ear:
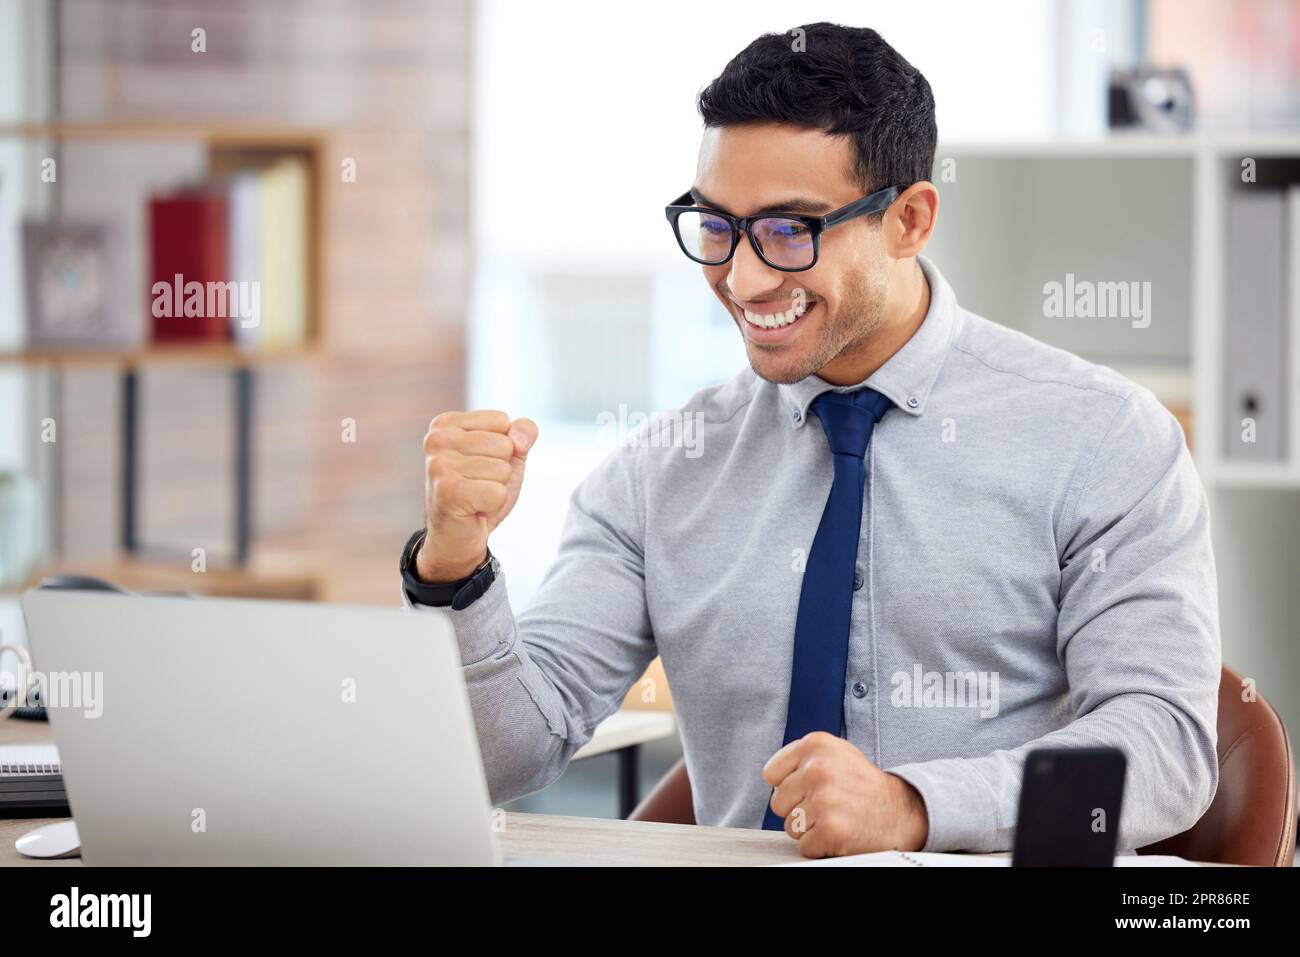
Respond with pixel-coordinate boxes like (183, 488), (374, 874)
(883, 181), (939, 259)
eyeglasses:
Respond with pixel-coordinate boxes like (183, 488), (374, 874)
(664, 184), (902, 272)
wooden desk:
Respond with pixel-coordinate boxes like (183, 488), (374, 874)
(1, 714), (54, 750)
(502, 812), (801, 866)
(0, 808), (804, 868)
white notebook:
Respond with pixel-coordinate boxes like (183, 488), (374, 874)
(0, 744), (62, 777)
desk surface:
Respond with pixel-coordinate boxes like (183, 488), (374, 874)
(0, 809), (805, 868)
(503, 812), (802, 866)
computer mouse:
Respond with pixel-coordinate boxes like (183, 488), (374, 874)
(14, 820), (82, 859)
(37, 575), (128, 593)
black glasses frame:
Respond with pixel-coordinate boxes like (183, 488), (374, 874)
(664, 184), (903, 272)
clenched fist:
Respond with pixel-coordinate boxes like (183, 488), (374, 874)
(416, 410), (538, 583)
(764, 731), (930, 858)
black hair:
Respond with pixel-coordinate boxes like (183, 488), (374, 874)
(697, 22), (937, 193)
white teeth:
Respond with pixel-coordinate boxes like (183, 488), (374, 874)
(743, 302), (809, 329)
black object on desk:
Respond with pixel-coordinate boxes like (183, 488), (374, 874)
(1012, 746), (1127, 866)
(0, 752), (70, 818)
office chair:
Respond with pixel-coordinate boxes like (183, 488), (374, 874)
(1141, 665), (1295, 866)
(631, 665), (1297, 866)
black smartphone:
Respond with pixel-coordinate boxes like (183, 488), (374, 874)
(1012, 746), (1127, 867)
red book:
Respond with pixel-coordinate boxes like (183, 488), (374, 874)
(148, 192), (232, 342)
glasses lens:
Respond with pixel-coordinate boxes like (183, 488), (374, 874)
(751, 217), (815, 269)
(675, 210), (734, 264)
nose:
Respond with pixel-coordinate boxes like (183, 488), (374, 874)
(726, 232), (784, 302)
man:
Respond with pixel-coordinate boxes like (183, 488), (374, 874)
(399, 22), (1219, 858)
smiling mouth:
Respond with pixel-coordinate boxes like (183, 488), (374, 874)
(740, 296), (811, 330)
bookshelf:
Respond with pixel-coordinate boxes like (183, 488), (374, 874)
(925, 132), (1300, 747)
(0, 120), (330, 354)
(0, 121), (331, 598)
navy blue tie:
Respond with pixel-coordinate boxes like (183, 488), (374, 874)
(762, 387), (893, 831)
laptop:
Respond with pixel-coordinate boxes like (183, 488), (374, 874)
(19, 589), (501, 866)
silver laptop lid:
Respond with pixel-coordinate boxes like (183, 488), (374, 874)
(19, 590), (500, 866)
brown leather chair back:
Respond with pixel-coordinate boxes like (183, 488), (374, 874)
(629, 755), (694, 825)
(1141, 665), (1295, 866)
(632, 665), (1297, 865)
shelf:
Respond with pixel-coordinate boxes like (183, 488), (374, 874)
(1, 120), (330, 357)
(939, 133), (1300, 159)
(0, 121), (328, 149)
(1202, 461), (1300, 491)
(0, 343), (320, 369)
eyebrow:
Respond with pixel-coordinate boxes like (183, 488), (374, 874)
(689, 188), (834, 217)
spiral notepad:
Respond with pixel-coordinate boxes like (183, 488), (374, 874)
(0, 745), (68, 814)
(0, 745), (62, 776)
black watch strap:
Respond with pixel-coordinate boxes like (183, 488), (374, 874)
(400, 529), (498, 610)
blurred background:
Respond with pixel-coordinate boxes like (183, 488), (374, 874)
(1, 0), (1299, 818)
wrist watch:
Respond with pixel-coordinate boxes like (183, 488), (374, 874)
(400, 529), (498, 610)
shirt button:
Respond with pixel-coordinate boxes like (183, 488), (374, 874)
(852, 681), (868, 698)
(906, 395), (919, 409)
(853, 567), (864, 590)
(792, 409), (802, 422)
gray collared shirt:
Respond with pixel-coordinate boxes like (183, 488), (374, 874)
(406, 257), (1220, 853)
